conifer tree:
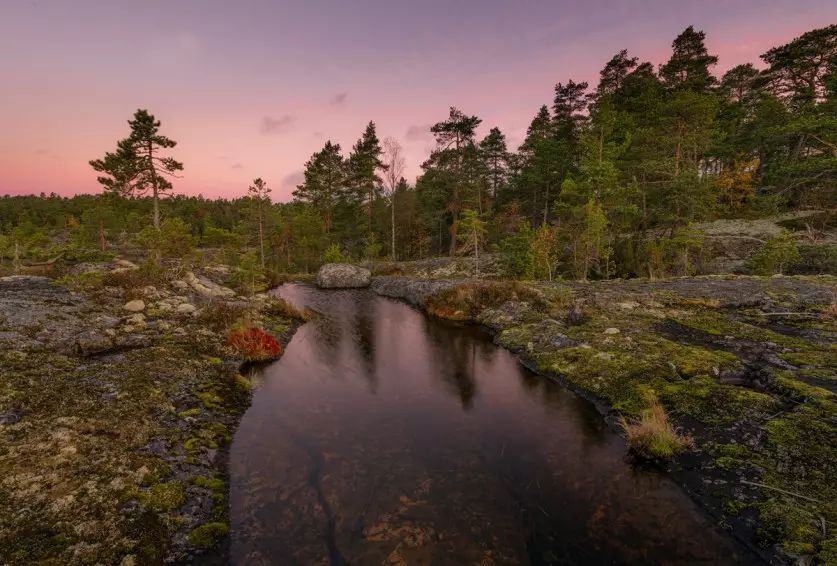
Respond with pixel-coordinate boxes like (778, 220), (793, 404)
(247, 178), (272, 269)
(90, 109), (183, 230)
(293, 141), (346, 236)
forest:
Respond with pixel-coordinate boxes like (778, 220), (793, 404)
(1, 24), (835, 282)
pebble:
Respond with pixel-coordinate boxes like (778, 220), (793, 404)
(604, 327), (620, 335)
(123, 300), (145, 312)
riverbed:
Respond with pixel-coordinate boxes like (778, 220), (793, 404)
(229, 283), (756, 565)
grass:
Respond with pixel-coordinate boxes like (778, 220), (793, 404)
(618, 391), (693, 459)
(426, 280), (547, 321)
(261, 296), (311, 321)
(195, 301), (252, 332)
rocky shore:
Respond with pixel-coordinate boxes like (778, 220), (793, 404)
(371, 274), (837, 565)
(0, 263), (304, 565)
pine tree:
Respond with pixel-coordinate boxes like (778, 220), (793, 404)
(90, 109), (183, 230)
(293, 141), (346, 236)
(659, 26), (718, 92)
(479, 127), (509, 203)
(247, 178), (272, 269)
(348, 121), (387, 233)
(427, 107), (482, 255)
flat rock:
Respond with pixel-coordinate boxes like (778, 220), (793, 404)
(176, 303), (197, 314)
(183, 272), (236, 298)
(123, 300), (146, 312)
(317, 263), (372, 289)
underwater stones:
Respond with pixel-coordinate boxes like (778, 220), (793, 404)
(316, 263), (372, 289)
(123, 300), (145, 313)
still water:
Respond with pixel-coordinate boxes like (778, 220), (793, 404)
(229, 284), (755, 565)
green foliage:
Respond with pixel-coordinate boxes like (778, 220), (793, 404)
(187, 522), (229, 547)
(362, 232), (382, 260)
(500, 222), (535, 279)
(323, 243), (348, 264)
(746, 230), (801, 275)
(136, 218), (194, 259)
(792, 244), (837, 275)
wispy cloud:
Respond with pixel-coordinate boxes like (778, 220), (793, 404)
(405, 124), (434, 143)
(260, 115), (296, 135)
(281, 170), (305, 190)
(231, 163), (243, 170)
(329, 92), (348, 106)
(34, 148), (47, 155)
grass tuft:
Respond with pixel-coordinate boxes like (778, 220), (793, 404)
(225, 327), (283, 361)
(619, 391), (693, 459)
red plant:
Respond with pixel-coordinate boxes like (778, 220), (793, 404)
(225, 328), (283, 361)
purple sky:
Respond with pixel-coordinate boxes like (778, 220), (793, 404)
(1, 0), (835, 201)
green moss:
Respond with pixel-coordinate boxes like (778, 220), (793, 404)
(670, 309), (812, 348)
(234, 373), (252, 392)
(724, 499), (744, 516)
(179, 408), (201, 418)
(187, 522), (229, 547)
(715, 456), (748, 470)
(139, 482), (185, 512)
(195, 388), (224, 410)
(779, 347), (837, 369)
(189, 474), (225, 492)
(774, 376), (834, 401)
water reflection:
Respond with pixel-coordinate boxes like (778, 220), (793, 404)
(229, 284), (755, 565)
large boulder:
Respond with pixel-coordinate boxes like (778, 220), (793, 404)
(316, 263), (371, 289)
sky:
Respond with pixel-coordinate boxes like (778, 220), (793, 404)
(1, 0), (835, 202)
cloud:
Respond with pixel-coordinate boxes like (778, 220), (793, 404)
(281, 170), (305, 190)
(231, 163), (243, 170)
(34, 148), (47, 155)
(405, 125), (434, 143)
(313, 131), (324, 139)
(260, 115), (296, 135)
(329, 92), (348, 106)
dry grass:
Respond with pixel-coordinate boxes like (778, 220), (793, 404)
(261, 297), (311, 321)
(619, 391), (693, 459)
(822, 290), (837, 319)
(195, 301), (252, 332)
(426, 281), (547, 321)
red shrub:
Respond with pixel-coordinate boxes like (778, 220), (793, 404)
(226, 328), (283, 361)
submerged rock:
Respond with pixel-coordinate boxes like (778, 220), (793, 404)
(316, 263), (372, 289)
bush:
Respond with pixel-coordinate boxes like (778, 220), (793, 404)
(746, 230), (800, 275)
(225, 328), (283, 361)
(196, 301), (252, 332)
(323, 243), (349, 264)
(426, 281), (547, 321)
(791, 244), (837, 275)
(619, 390), (692, 459)
(499, 222), (535, 279)
(135, 218), (195, 259)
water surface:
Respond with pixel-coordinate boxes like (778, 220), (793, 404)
(230, 284), (754, 565)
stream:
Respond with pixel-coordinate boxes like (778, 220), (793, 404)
(229, 283), (757, 565)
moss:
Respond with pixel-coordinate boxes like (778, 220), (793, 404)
(774, 375), (834, 401)
(234, 373), (252, 392)
(661, 375), (777, 424)
(179, 408), (201, 418)
(187, 522), (229, 547)
(195, 387), (224, 410)
(724, 499), (744, 516)
(139, 482), (185, 512)
(778, 347), (837, 369)
(189, 474), (225, 492)
(670, 309), (812, 348)
(715, 456), (748, 470)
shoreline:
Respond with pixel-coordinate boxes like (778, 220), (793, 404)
(370, 274), (837, 565)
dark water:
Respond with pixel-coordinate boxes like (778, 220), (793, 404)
(229, 284), (754, 565)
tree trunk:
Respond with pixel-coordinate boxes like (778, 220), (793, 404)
(149, 139), (160, 231)
(152, 185), (160, 231)
(258, 215), (265, 269)
(391, 191), (396, 261)
(474, 226), (480, 278)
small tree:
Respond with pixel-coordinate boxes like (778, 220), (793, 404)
(531, 224), (560, 281)
(457, 209), (487, 277)
(90, 109), (183, 231)
(746, 230), (800, 275)
(382, 137), (406, 260)
(247, 178), (272, 269)
(363, 232), (382, 260)
(499, 221), (535, 279)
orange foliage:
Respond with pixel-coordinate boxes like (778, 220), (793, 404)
(226, 328), (283, 361)
(718, 158), (758, 211)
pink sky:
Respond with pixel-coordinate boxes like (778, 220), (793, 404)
(1, 0), (835, 202)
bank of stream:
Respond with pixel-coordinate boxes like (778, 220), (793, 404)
(229, 283), (761, 565)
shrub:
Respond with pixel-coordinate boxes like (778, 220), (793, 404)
(426, 281), (547, 321)
(791, 244), (837, 275)
(135, 218), (195, 259)
(619, 390), (693, 459)
(225, 328), (283, 361)
(323, 243), (348, 264)
(499, 222), (535, 279)
(746, 230), (800, 275)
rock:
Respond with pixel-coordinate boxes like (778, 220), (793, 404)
(141, 286), (158, 297)
(604, 327), (621, 335)
(565, 306), (586, 326)
(115, 259), (138, 269)
(171, 280), (189, 292)
(0, 410), (21, 426)
(176, 303), (197, 314)
(155, 301), (174, 313)
(183, 272), (236, 298)
(316, 263), (372, 289)
(72, 330), (114, 356)
(125, 313), (146, 327)
(123, 300), (146, 312)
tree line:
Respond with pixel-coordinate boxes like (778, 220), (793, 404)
(1, 24), (835, 280)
